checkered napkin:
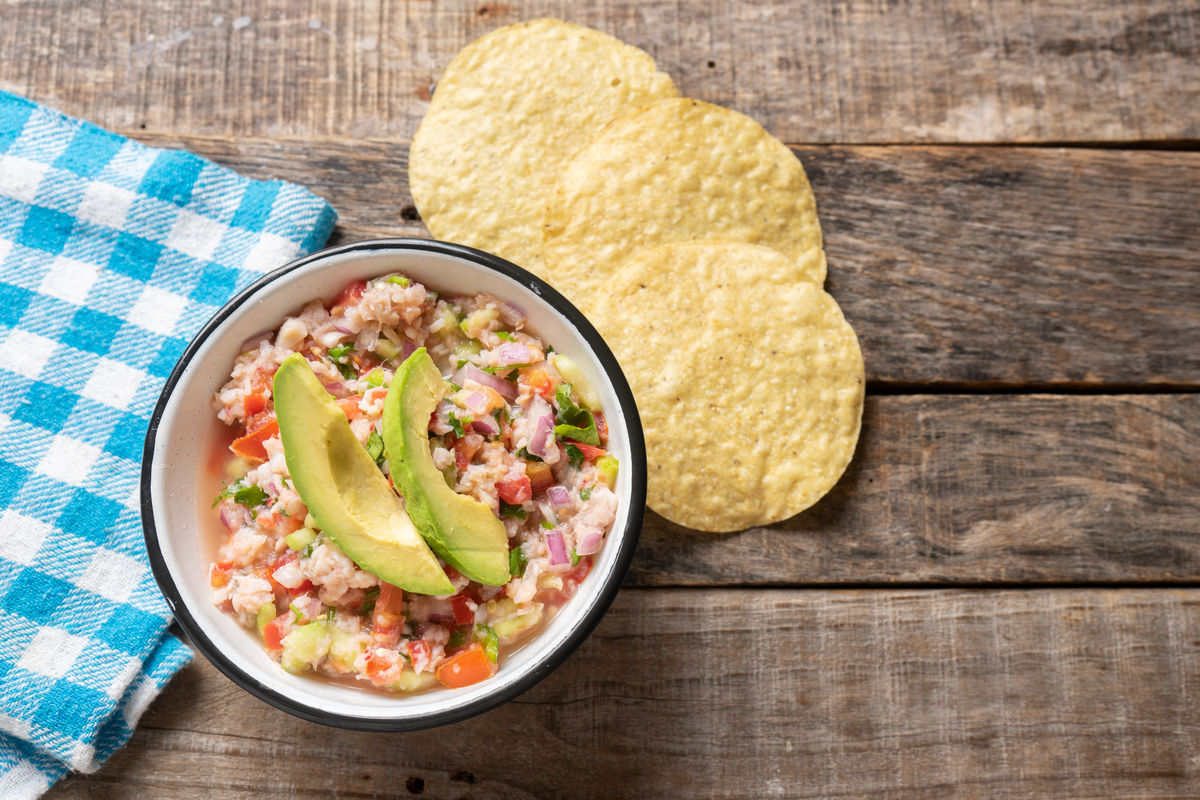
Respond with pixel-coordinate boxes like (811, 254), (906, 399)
(0, 91), (337, 798)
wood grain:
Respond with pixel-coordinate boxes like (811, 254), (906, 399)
(4, 0), (1200, 144)
(630, 394), (1200, 586)
(46, 588), (1200, 799)
(133, 134), (1200, 388)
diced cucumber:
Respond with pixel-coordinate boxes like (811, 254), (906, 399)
(327, 629), (365, 672)
(453, 340), (482, 358)
(492, 607), (543, 641)
(256, 602), (277, 636)
(595, 455), (619, 488)
(551, 354), (601, 411)
(459, 308), (499, 337)
(280, 620), (334, 674)
(375, 339), (399, 360)
(285, 527), (318, 551)
(388, 669), (440, 693)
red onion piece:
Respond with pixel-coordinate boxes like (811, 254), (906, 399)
(334, 324), (355, 334)
(457, 365), (518, 401)
(218, 503), (240, 531)
(471, 415), (500, 436)
(496, 301), (526, 327)
(575, 527), (603, 556)
(546, 486), (572, 510)
(401, 339), (417, 362)
(462, 391), (491, 417)
(527, 413), (555, 458)
(545, 530), (568, 565)
(428, 613), (443, 625)
(496, 343), (531, 366)
(266, 480), (280, 497)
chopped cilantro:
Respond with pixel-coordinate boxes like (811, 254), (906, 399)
(303, 543), (315, 558)
(545, 345), (554, 354)
(553, 383), (599, 445)
(448, 629), (469, 648)
(540, 520), (555, 530)
(500, 501), (527, 520)
(565, 444), (584, 468)
(290, 601), (304, 623)
(211, 482), (234, 508)
(496, 330), (515, 342)
(328, 343), (354, 360)
(386, 275), (411, 287)
(475, 623), (500, 662)
(505, 369), (520, 383)
(336, 361), (357, 381)
(233, 484), (270, 508)
(359, 587), (380, 616)
(571, 549), (581, 568)
(516, 446), (543, 463)
(366, 430), (384, 463)
(326, 607), (335, 621)
(447, 412), (470, 437)
(580, 486), (593, 501)
(509, 547), (527, 577)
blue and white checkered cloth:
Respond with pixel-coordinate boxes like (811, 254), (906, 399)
(0, 91), (337, 798)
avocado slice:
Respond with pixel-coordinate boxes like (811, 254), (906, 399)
(273, 356), (454, 596)
(382, 349), (510, 586)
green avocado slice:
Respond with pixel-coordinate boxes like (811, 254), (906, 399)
(273, 355), (454, 596)
(382, 348), (510, 586)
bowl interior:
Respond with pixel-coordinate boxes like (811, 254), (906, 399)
(146, 241), (643, 727)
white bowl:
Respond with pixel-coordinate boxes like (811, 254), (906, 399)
(142, 239), (646, 730)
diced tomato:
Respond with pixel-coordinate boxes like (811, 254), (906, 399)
(210, 561), (235, 588)
(262, 616), (287, 650)
(408, 639), (433, 674)
(566, 440), (606, 462)
(338, 397), (363, 420)
(497, 473), (532, 504)
(363, 648), (400, 680)
(289, 579), (313, 596)
(594, 412), (608, 445)
(526, 461), (554, 493)
(436, 644), (494, 689)
(522, 368), (556, 400)
(230, 418), (279, 462)
(372, 582), (405, 647)
(443, 565), (465, 584)
(451, 596), (475, 627)
(257, 511), (277, 530)
(332, 279), (367, 310)
(455, 437), (482, 471)
(243, 392), (267, 416)
(443, 431), (459, 451)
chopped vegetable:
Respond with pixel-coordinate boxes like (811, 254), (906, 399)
(448, 629), (470, 648)
(497, 473), (532, 504)
(374, 339), (398, 360)
(365, 368), (386, 388)
(570, 549), (581, 568)
(474, 623), (499, 662)
(595, 455), (619, 488)
(565, 443), (584, 468)
(233, 484), (270, 508)
(553, 384), (599, 445)
(284, 527), (318, 551)
(366, 430), (384, 463)
(230, 418), (279, 462)
(386, 275), (411, 287)
(436, 644), (494, 688)
(499, 501), (527, 520)
(580, 486), (593, 501)
(508, 547), (527, 577)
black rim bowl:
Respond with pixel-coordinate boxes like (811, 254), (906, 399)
(141, 238), (647, 731)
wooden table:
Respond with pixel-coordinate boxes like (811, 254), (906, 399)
(7, 1), (1199, 796)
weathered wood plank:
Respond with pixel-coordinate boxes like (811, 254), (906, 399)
(134, 134), (1200, 388)
(4, 0), (1200, 144)
(630, 394), (1200, 586)
(45, 589), (1200, 799)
